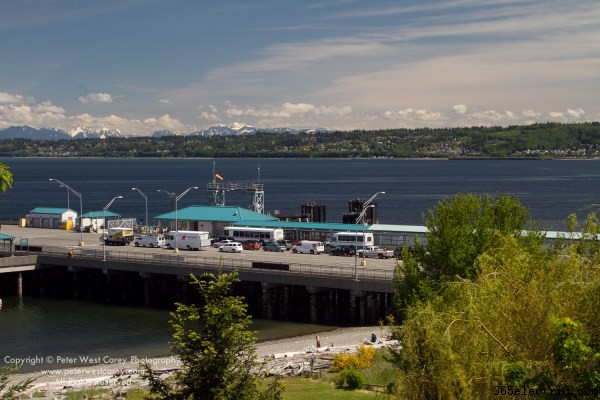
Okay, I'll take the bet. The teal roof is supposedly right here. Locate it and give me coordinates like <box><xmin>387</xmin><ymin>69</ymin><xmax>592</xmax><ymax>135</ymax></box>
<box><xmin>154</xmin><ymin>205</ymin><xmax>278</xmax><ymax>223</ymax></box>
<box><xmin>81</xmin><ymin>211</ymin><xmax>121</xmax><ymax>218</ymax></box>
<box><xmin>30</xmin><ymin>207</ymin><xmax>75</xmax><ymax>215</ymax></box>
<box><xmin>0</xmin><ymin>233</ymin><xmax>14</xmax><ymax>241</ymax></box>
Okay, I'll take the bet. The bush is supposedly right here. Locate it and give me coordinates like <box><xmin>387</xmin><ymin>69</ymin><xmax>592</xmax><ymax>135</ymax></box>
<box><xmin>333</xmin><ymin>344</ymin><xmax>375</xmax><ymax>371</ymax></box>
<box><xmin>336</xmin><ymin>367</ymin><xmax>365</xmax><ymax>390</ymax></box>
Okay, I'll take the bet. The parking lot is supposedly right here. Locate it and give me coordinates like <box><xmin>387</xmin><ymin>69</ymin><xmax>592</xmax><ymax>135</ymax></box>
<box><xmin>1</xmin><ymin>225</ymin><xmax>398</xmax><ymax>273</ymax></box>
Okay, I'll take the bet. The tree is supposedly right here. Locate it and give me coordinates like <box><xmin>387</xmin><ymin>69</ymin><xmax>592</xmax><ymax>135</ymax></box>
<box><xmin>393</xmin><ymin>193</ymin><xmax>543</xmax><ymax>316</ymax></box>
<box><xmin>391</xmin><ymin>233</ymin><xmax>600</xmax><ymax>400</ymax></box>
<box><xmin>144</xmin><ymin>270</ymin><xmax>283</xmax><ymax>400</ymax></box>
<box><xmin>0</xmin><ymin>162</ymin><xmax>13</xmax><ymax>192</ymax></box>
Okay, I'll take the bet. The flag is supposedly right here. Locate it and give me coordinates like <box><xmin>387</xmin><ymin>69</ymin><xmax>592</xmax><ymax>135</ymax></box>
<box><xmin>215</xmin><ymin>173</ymin><xmax>224</xmax><ymax>181</ymax></box>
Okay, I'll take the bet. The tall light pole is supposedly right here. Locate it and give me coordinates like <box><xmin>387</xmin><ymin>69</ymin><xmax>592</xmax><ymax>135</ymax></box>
<box><xmin>49</xmin><ymin>178</ymin><xmax>84</xmax><ymax>246</ymax></box>
<box><xmin>158</xmin><ymin>187</ymin><xmax>198</xmax><ymax>252</ymax></box>
<box><xmin>102</xmin><ymin>195</ymin><xmax>123</xmax><ymax>261</ymax></box>
<box><xmin>354</xmin><ymin>205</ymin><xmax>375</xmax><ymax>280</ymax></box>
<box><xmin>131</xmin><ymin>187</ymin><xmax>148</xmax><ymax>234</ymax></box>
<box><xmin>353</xmin><ymin>191</ymin><xmax>385</xmax><ymax>280</ymax></box>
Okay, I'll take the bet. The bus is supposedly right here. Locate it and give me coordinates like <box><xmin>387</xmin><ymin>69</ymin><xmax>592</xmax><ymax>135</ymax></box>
<box><xmin>223</xmin><ymin>227</ymin><xmax>284</xmax><ymax>243</ymax></box>
<box><xmin>328</xmin><ymin>231</ymin><xmax>374</xmax><ymax>248</ymax></box>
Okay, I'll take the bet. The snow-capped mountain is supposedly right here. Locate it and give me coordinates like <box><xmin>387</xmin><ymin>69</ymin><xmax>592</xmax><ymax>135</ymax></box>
<box><xmin>69</xmin><ymin>127</ymin><xmax>125</xmax><ymax>139</ymax></box>
<box><xmin>0</xmin><ymin>124</ymin><xmax>331</xmax><ymax>140</ymax></box>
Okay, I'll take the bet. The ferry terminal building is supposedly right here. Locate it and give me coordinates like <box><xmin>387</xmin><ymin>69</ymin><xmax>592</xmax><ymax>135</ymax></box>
<box><xmin>154</xmin><ymin>205</ymin><xmax>427</xmax><ymax>248</ymax></box>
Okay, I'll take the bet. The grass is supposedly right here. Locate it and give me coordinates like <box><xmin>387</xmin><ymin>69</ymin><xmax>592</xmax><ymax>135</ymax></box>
<box><xmin>279</xmin><ymin>377</ymin><xmax>379</xmax><ymax>399</ymax></box>
<box><xmin>63</xmin><ymin>388</ymin><xmax>109</xmax><ymax>399</ymax></box>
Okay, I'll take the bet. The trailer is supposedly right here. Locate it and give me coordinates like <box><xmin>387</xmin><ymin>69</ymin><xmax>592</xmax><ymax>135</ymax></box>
<box><xmin>100</xmin><ymin>219</ymin><xmax>135</xmax><ymax>246</ymax></box>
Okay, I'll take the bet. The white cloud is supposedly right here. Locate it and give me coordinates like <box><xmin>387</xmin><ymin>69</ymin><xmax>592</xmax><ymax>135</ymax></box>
<box><xmin>566</xmin><ymin>108</ymin><xmax>586</xmax><ymax>118</ymax></box>
<box><xmin>453</xmin><ymin>104</ymin><xmax>467</xmax><ymax>114</ymax></box>
<box><xmin>78</xmin><ymin>92</ymin><xmax>114</xmax><ymax>104</ymax></box>
<box><xmin>522</xmin><ymin>109</ymin><xmax>541</xmax><ymax>118</ymax></box>
<box><xmin>200</xmin><ymin>111</ymin><xmax>220</xmax><ymax>121</ymax></box>
<box><xmin>159</xmin><ymin>98</ymin><xmax>173</xmax><ymax>105</ymax></box>
<box><xmin>0</xmin><ymin>92</ymin><xmax>32</xmax><ymax>104</ymax></box>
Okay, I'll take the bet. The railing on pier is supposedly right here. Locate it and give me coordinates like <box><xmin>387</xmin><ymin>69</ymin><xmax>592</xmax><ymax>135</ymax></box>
<box><xmin>35</xmin><ymin>246</ymin><xmax>395</xmax><ymax>284</ymax></box>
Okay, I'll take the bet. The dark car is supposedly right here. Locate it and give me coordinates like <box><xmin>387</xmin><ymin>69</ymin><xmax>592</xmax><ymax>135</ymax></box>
<box><xmin>263</xmin><ymin>241</ymin><xmax>286</xmax><ymax>252</ymax></box>
<box><xmin>329</xmin><ymin>246</ymin><xmax>355</xmax><ymax>256</ymax></box>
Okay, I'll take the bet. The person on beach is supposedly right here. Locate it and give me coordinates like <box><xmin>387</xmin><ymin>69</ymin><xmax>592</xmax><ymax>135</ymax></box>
<box><xmin>315</xmin><ymin>335</ymin><xmax>321</xmax><ymax>348</ymax></box>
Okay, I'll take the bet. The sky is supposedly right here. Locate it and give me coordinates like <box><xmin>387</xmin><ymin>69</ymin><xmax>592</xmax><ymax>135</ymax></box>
<box><xmin>0</xmin><ymin>0</ymin><xmax>599</xmax><ymax>136</ymax></box>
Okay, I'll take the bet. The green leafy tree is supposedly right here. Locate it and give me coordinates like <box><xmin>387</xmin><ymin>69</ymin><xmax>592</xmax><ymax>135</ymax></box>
<box><xmin>390</xmin><ymin>233</ymin><xmax>600</xmax><ymax>400</ymax></box>
<box><xmin>144</xmin><ymin>270</ymin><xmax>283</xmax><ymax>400</ymax></box>
<box><xmin>0</xmin><ymin>162</ymin><xmax>13</xmax><ymax>192</ymax></box>
<box><xmin>393</xmin><ymin>193</ymin><xmax>543</xmax><ymax>316</ymax></box>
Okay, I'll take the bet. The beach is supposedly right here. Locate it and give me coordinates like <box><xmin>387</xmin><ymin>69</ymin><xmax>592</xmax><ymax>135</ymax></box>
<box><xmin>8</xmin><ymin>325</ymin><xmax>393</xmax><ymax>399</ymax></box>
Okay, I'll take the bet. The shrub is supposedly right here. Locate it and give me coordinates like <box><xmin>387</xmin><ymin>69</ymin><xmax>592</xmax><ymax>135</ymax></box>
<box><xmin>336</xmin><ymin>367</ymin><xmax>365</xmax><ymax>390</ymax></box>
<box><xmin>333</xmin><ymin>344</ymin><xmax>375</xmax><ymax>371</ymax></box>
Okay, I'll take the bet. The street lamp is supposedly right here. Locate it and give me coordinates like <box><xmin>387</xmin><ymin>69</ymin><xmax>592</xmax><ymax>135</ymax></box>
<box><xmin>131</xmin><ymin>187</ymin><xmax>148</xmax><ymax>234</ymax></box>
<box><xmin>49</xmin><ymin>178</ymin><xmax>84</xmax><ymax>246</ymax></box>
<box><xmin>353</xmin><ymin>191</ymin><xmax>385</xmax><ymax>280</ymax></box>
<box><xmin>102</xmin><ymin>195</ymin><xmax>123</xmax><ymax>261</ymax></box>
<box><xmin>158</xmin><ymin>187</ymin><xmax>198</xmax><ymax>252</ymax></box>
<box><xmin>354</xmin><ymin>205</ymin><xmax>375</xmax><ymax>280</ymax></box>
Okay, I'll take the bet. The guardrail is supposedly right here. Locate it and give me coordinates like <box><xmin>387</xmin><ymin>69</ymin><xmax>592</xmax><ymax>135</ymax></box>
<box><xmin>36</xmin><ymin>246</ymin><xmax>396</xmax><ymax>283</ymax></box>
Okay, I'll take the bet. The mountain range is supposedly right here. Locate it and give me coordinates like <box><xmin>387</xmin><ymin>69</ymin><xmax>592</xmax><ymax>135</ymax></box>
<box><xmin>0</xmin><ymin>124</ymin><xmax>330</xmax><ymax>140</ymax></box>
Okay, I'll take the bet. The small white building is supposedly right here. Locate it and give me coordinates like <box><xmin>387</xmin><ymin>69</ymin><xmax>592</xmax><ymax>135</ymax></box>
<box><xmin>80</xmin><ymin>211</ymin><xmax>121</xmax><ymax>232</ymax></box>
<box><xmin>27</xmin><ymin>207</ymin><xmax>78</xmax><ymax>229</ymax></box>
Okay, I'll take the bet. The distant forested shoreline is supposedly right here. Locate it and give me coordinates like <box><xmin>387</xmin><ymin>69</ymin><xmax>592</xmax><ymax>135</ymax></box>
<box><xmin>1</xmin><ymin>122</ymin><xmax>599</xmax><ymax>159</ymax></box>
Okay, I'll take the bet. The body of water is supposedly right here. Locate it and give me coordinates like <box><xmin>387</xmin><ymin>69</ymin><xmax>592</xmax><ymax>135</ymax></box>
<box><xmin>2</xmin><ymin>157</ymin><xmax>600</xmax><ymax>371</ymax></box>
<box><xmin>0</xmin><ymin>297</ymin><xmax>335</xmax><ymax>373</ymax></box>
<box><xmin>1</xmin><ymin>158</ymin><xmax>600</xmax><ymax>229</ymax></box>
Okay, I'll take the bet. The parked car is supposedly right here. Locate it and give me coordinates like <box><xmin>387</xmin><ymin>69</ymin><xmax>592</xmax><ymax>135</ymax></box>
<box><xmin>213</xmin><ymin>239</ymin><xmax>236</xmax><ymax>248</ymax></box>
<box><xmin>219</xmin><ymin>242</ymin><xmax>243</xmax><ymax>253</ymax></box>
<box><xmin>134</xmin><ymin>234</ymin><xmax>166</xmax><ymax>248</ymax></box>
<box><xmin>263</xmin><ymin>241</ymin><xmax>286</xmax><ymax>252</ymax></box>
<box><xmin>242</xmin><ymin>240</ymin><xmax>262</xmax><ymax>250</ymax></box>
<box><xmin>329</xmin><ymin>246</ymin><xmax>355</xmax><ymax>256</ymax></box>
<box><xmin>211</xmin><ymin>236</ymin><xmax>234</xmax><ymax>246</ymax></box>
<box><xmin>276</xmin><ymin>239</ymin><xmax>293</xmax><ymax>250</ymax></box>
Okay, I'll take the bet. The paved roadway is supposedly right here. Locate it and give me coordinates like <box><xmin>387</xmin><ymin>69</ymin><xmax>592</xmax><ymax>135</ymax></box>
<box><xmin>0</xmin><ymin>225</ymin><xmax>398</xmax><ymax>274</ymax></box>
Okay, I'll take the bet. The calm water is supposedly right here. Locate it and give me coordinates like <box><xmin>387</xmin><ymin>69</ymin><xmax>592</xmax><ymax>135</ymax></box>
<box><xmin>1</xmin><ymin>158</ymin><xmax>600</xmax><ymax>372</ymax></box>
<box><xmin>1</xmin><ymin>158</ymin><xmax>600</xmax><ymax>229</ymax></box>
<box><xmin>0</xmin><ymin>297</ymin><xmax>334</xmax><ymax>373</ymax></box>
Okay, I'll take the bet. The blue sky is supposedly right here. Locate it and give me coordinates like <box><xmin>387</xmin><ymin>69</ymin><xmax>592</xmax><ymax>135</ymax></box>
<box><xmin>1</xmin><ymin>0</ymin><xmax>599</xmax><ymax>135</ymax></box>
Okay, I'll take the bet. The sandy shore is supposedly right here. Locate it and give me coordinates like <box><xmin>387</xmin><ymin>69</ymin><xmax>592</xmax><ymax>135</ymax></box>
<box><xmin>8</xmin><ymin>326</ymin><xmax>392</xmax><ymax>399</ymax></box>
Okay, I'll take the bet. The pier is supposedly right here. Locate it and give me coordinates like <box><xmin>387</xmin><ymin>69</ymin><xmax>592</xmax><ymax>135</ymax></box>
<box><xmin>0</xmin><ymin>226</ymin><xmax>396</xmax><ymax>325</ymax></box>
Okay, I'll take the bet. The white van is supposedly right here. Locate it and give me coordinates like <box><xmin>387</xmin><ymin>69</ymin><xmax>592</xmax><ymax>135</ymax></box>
<box><xmin>134</xmin><ymin>234</ymin><xmax>166</xmax><ymax>248</ymax></box>
<box><xmin>165</xmin><ymin>231</ymin><xmax>211</xmax><ymax>250</ymax></box>
<box><xmin>291</xmin><ymin>240</ymin><xmax>325</xmax><ymax>254</ymax></box>
<box><xmin>219</xmin><ymin>242</ymin><xmax>243</xmax><ymax>253</ymax></box>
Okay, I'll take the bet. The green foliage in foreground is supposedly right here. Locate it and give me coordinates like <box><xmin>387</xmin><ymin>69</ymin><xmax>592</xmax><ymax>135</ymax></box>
<box><xmin>0</xmin><ymin>162</ymin><xmax>13</xmax><ymax>192</ymax></box>
<box><xmin>143</xmin><ymin>270</ymin><xmax>283</xmax><ymax>400</ymax></box>
<box><xmin>0</xmin><ymin>368</ymin><xmax>34</xmax><ymax>400</ymax></box>
<box><xmin>393</xmin><ymin>192</ymin><xmax>543</xmax><ymax>319</ymax></box>
<box><xmin>390</xmin><ymin>233</ymin><xmax>600</xmax><ymax>399</ymax></box>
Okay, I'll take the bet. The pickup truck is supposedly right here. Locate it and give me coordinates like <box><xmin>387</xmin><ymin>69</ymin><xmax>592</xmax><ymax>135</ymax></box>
<box><xmin>356</xmin><ymin>246</ymin><xmax>394</xmax><ymax>259</ymax></box>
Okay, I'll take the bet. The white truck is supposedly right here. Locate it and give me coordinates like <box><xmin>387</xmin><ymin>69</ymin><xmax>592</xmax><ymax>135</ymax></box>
<box><xmin>165</xmin><ymin>230</ymin><xmax>211</xmax><ymax>250</ymax></box>
<box><xmin>291</xmin><ymin>240</ymin><xmax>325</xmax><ymax>254</ymax></box>
<box><xmin>356</xmin><ymin>245</ymin><xmax>394</xmax><ymax>259</ymax></box>
<box><xmin>100</xmin><ymin>219</ymin><xmax>135</xmax><ymax>246</ymax></box>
